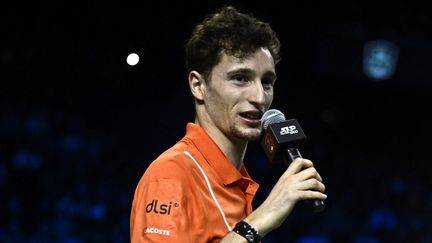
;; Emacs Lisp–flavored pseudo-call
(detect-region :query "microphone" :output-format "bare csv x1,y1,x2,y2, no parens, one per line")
260,109,325,213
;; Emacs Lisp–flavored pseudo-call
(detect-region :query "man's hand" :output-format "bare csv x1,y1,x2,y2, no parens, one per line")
243,158,327,236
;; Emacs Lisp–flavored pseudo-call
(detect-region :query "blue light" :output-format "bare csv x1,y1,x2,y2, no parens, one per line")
363,40,399,81
62,135,82,153
12,150,42,169
89,204,106,221
297,235,330,243
369,208,398,230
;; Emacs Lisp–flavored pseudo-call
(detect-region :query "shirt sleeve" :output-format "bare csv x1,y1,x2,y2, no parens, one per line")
130,176,196,243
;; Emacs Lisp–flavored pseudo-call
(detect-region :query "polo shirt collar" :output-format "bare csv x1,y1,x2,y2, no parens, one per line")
185,123,252,186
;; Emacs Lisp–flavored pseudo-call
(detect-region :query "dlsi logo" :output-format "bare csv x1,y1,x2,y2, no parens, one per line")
145,200,179,215
280,125,298,135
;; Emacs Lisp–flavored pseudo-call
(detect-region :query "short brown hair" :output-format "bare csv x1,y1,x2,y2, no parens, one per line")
185,5,281,81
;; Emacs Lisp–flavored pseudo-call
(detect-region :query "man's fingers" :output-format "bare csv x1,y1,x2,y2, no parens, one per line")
278,157,327,203
296,178,326,193
299,191,328,201
285,158,313,175
296,167,323,182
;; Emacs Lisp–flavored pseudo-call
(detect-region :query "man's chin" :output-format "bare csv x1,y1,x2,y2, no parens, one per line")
234,127,262,141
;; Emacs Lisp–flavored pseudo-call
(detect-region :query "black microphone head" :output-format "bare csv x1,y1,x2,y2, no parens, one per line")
262,109,286,129
260,109,306,162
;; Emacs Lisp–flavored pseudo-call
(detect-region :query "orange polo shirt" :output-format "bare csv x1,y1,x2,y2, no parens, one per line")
130,123,259,242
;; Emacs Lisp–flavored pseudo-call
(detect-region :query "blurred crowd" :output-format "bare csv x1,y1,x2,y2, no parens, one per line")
1,108,431,243
0,110,130,242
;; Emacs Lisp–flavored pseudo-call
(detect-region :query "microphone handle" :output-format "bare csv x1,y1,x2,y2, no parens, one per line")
283,148,325,213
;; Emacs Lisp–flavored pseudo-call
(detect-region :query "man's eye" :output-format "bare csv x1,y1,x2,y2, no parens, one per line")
262,79,275,90
233,75,247,82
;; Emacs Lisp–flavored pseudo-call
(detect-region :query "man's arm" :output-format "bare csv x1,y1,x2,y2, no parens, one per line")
220,158,327,242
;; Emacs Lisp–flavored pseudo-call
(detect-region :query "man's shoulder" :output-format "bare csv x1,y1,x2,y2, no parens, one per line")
142,138,196,182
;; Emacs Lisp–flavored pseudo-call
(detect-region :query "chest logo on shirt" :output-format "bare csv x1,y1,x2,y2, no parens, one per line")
146,200,178,215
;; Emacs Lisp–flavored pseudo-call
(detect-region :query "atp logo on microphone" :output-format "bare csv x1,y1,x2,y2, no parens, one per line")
280,125,298,135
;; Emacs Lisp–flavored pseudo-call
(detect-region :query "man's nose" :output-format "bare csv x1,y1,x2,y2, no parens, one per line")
248,81,266,106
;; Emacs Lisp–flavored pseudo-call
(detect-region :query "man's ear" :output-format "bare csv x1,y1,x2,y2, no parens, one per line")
188,71,206,102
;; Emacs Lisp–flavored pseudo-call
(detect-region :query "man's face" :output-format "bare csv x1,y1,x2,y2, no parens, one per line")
202,47,276,142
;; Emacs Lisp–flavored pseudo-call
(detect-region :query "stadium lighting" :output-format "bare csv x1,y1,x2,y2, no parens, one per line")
363,40,399,81
127,53,140,66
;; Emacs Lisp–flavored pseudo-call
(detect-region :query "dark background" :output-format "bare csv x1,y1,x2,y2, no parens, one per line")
2,1,432,242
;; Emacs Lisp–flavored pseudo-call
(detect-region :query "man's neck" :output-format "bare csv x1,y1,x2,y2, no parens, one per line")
195,120,247,170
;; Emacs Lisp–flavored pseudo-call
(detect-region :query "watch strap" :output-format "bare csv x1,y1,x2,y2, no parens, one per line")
232,220,262,243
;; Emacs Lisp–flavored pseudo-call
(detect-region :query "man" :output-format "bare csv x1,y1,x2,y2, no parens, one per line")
130,5,326,243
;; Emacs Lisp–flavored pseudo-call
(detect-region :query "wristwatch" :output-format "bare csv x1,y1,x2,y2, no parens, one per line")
232,220,262,243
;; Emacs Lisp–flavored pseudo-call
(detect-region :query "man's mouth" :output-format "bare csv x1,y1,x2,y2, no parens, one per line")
239,111,263,121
